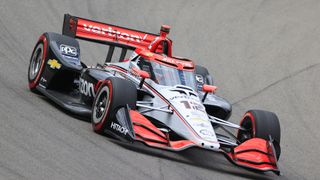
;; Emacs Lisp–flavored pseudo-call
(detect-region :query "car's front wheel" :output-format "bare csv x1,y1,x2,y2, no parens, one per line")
28,34,48,93
237,110,281,160
91,77,137,134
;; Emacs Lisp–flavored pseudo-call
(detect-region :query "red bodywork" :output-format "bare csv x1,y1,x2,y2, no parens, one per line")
135,48,194,71
225,138,280,175
76,18,158,50
202,84,217,93
130,110,195,151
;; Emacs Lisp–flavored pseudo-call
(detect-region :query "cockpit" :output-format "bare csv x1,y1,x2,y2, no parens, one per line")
136,56,197,91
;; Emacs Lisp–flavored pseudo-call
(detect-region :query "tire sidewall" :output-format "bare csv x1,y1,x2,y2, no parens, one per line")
238,110,281,159
92,79,113,133
28,34,48,91
91,77,137,134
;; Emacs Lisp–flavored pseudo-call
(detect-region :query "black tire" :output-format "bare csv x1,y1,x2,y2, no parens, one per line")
91,77,137,134
237,110,281,159
28,34,48,93
195,65,214,85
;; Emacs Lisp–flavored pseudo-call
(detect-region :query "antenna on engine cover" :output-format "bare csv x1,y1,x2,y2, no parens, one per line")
160,25,170,38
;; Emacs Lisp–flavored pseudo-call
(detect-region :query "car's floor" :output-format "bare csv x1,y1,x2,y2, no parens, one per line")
37,87,92,117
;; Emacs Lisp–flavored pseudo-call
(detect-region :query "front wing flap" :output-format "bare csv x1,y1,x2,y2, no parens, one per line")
222,138,280,175
130,110,196,151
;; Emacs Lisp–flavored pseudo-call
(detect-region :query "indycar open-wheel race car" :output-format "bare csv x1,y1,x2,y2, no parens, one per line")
28,14,282,175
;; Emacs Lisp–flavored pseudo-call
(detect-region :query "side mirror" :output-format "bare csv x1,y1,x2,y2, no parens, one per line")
132,67,150,78
132,67,150,88
202,84,217,102
138,70,150,79
202,84,217,93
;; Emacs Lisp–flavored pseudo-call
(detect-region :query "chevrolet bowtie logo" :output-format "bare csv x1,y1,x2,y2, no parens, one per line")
47,59,61,69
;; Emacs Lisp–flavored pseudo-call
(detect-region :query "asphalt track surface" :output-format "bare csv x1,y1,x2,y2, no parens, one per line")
0,0,319,179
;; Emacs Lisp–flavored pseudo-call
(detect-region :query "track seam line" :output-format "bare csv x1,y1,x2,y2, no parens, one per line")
232,63,320,105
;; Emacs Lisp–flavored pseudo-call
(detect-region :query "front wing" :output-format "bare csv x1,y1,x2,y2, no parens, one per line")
115,110,281,175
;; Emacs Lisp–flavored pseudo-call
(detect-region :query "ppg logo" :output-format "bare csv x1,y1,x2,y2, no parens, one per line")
60,44,77,57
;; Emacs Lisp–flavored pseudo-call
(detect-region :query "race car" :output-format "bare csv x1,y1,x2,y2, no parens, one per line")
28,14,281,175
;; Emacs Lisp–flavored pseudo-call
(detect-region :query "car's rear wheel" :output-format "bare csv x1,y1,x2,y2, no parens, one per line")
92,77,137,134
28,34,48,93
237,110,281,160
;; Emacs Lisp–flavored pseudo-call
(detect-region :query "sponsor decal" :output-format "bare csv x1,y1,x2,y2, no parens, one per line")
39,77,47,87
193,122,210,128
195,74,204,84
40,77,47,83
158,56,193,68
83,24,148,42
180,100,206,113
169,95,188,101
47,59,61,69
79,78,95,97
190,117,207,122
110,122,129,135
60,44,78,57
200,129,215,137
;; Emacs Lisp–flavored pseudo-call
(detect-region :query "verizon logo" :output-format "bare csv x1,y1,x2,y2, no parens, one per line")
83,24,148,42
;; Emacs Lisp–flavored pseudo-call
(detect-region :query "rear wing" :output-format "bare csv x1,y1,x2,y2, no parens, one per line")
62,14,169,51
62,14,172,62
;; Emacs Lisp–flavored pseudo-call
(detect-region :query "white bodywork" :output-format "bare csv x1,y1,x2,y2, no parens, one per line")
158,86,220,150
107,61,222,151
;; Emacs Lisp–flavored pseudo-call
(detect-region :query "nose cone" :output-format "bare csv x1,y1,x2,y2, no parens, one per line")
160,85,220,150
199,139,220,150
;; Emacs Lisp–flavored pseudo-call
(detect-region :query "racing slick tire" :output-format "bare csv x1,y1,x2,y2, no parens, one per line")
237,110,281,160
91,77,137,134
195,65,214,85
28,34,48,93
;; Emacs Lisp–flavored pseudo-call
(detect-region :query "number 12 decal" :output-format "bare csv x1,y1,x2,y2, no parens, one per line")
180,100,205,113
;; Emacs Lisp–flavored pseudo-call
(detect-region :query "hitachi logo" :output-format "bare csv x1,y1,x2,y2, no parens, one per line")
83,24,148,42
110,122,129,135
